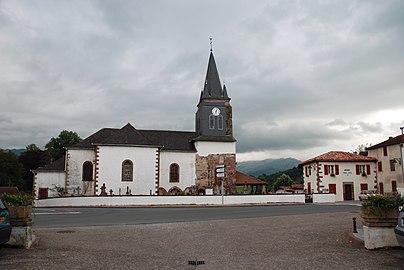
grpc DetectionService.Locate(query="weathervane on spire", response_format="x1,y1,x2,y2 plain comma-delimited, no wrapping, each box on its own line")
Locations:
210,37,213,52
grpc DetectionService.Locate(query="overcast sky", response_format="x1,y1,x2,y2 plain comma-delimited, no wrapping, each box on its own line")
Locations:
1,0,404,162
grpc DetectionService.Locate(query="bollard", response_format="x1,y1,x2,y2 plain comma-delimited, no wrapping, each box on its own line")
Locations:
352,217,358,233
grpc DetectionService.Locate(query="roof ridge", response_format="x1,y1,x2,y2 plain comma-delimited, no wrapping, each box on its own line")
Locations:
299,151,377,167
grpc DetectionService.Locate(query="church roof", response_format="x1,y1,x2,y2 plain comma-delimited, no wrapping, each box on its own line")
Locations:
34,156,65,172
139,130,197,151
70,123,197,152
101,123,156,146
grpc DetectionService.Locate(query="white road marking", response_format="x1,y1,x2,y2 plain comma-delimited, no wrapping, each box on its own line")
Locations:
34,211,81,215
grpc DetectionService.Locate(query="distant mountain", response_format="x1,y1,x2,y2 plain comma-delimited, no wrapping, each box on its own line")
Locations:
237,158,301,177
1,148,25,156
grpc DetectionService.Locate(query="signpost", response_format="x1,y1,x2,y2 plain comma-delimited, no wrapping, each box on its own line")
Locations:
216,165,225,205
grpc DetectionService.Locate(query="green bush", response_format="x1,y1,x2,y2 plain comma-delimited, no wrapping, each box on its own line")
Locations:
2,193,33,206
362,194,404,216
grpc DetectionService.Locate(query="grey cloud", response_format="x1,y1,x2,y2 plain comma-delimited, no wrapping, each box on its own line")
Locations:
235,120,350,153
1,0,403,160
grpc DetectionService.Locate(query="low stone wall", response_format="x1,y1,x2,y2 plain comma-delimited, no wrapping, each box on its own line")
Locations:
35,194,305,207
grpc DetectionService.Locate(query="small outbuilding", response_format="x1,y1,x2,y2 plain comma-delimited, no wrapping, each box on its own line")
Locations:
235,171,267,195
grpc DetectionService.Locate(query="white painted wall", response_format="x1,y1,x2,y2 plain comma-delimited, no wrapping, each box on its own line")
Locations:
34,171,66,199
34,194,305,207
194,141,236,156
368,143,404,192
303,161,376,201
97,146,158,196
312,193,336,203
66,149,95,195
160,151,196,191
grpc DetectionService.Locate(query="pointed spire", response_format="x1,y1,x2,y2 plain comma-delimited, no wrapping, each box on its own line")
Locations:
202,51,222,98
222,84,229,98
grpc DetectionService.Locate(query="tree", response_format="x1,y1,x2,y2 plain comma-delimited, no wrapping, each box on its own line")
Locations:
19,144,47,192
45,130,81,161
0,150,24,189
273,173,293,192
259,167,303,192
351,143,372,156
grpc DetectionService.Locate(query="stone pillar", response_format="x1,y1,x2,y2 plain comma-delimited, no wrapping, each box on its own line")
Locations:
7,219,34,249
363,226,399,249
361,208,399,249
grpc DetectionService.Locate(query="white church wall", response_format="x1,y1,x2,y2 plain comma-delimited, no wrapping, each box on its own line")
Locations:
34,171,66,199
195,141,236,156
66,149,95,195
97,146,157,195
160,151,196,191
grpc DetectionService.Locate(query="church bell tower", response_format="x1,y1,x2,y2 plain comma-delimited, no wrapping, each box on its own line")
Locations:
195,51,235,142
194,47,237,195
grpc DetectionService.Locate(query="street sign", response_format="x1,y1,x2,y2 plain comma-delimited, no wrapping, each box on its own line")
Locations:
216,165,225,177
216,172,225,178
216,167,225,173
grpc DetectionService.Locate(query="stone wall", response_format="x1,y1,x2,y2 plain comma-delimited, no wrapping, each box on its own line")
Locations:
195,153,236,194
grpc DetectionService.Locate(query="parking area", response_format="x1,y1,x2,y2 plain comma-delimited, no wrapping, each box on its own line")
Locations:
0,212,403,270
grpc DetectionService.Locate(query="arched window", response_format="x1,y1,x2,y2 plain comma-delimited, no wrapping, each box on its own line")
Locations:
209,114,215,129
218,115,224,130
82,161,93,181
122,160,133,181
169,163,179,183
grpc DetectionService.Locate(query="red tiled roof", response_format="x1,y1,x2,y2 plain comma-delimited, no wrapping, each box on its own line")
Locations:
366,134,404,150
291,184,304,189
235,171,266,185
299,151,377,167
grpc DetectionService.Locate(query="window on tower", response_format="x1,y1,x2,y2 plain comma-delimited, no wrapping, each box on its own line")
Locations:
209,114,215,129
218,115,223,130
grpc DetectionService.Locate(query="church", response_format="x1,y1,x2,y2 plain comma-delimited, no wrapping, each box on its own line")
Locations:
33,50,249,199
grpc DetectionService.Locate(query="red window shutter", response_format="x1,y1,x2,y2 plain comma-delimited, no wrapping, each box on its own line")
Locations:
335,165,339,175
329,184,336,194
324,165,329,175
366,165,371,175
360,183,368,191
392,181,397,192
378,162,382,172
356,165,360,175
379,183,384,194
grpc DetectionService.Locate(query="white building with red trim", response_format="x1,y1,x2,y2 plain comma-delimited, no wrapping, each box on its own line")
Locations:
366,134,404,194
298,151,377,201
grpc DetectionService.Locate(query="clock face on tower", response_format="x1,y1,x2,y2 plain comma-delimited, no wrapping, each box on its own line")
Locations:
212,107,220,116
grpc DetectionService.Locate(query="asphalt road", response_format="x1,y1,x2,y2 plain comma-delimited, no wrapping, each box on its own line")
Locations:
32,204,361,228
1,210,403,270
